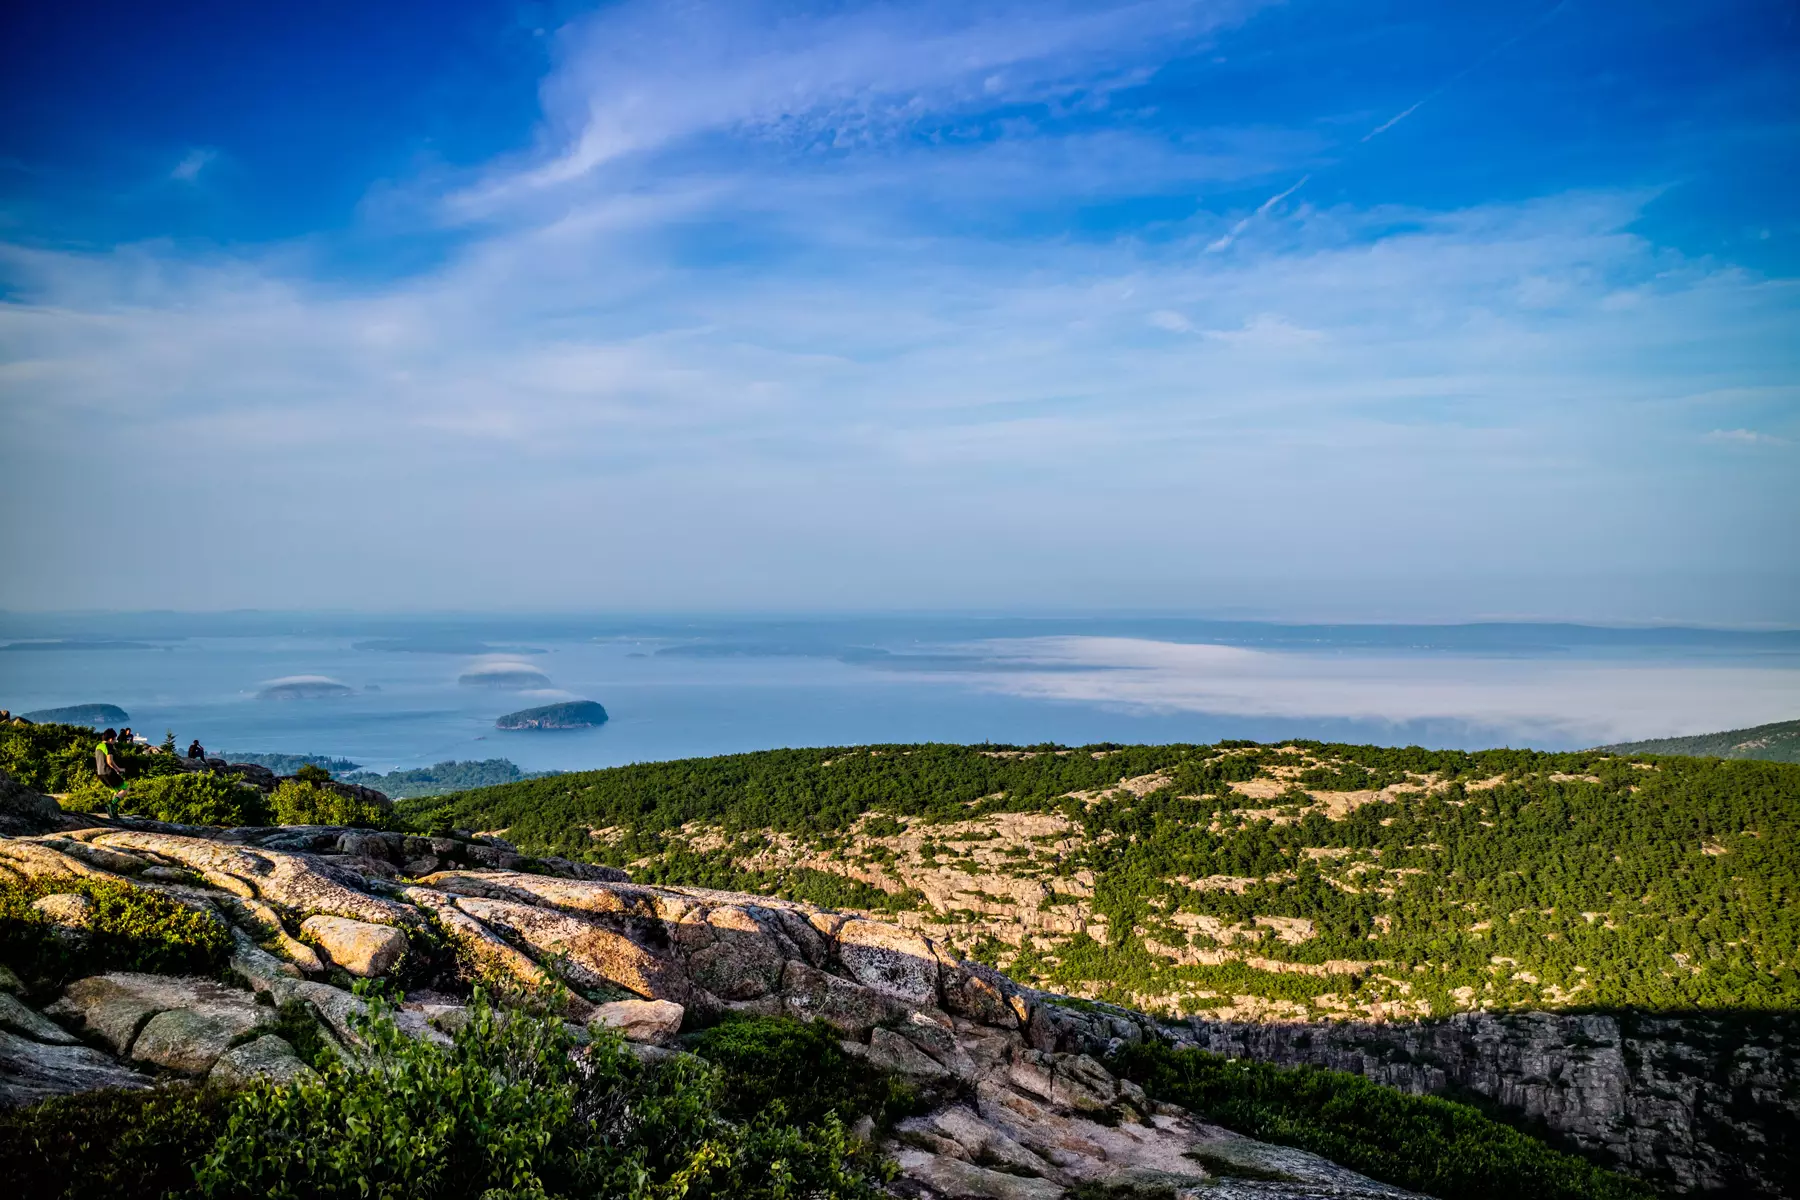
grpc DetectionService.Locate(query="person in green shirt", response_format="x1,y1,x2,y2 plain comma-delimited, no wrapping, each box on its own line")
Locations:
95,729,127,817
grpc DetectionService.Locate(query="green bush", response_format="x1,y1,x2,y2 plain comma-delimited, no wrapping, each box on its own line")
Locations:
1108,1041,1654,1200
0,1085,231,1200
682,1014,927,1128
0,875,234,993
271,778,387,829
0,720,188,795
193,987,891,1200
120,771,271,826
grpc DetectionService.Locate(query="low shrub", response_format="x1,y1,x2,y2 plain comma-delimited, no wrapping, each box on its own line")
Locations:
119,771,271,826
0,875,235,991
271,777,387,829
1107,1041,1656,1200
0,1084,231,1200
193,986,892,1200
682,1014,928,1128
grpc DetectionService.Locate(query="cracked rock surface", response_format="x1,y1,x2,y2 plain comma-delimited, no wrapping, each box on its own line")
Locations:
0,817,1438,1197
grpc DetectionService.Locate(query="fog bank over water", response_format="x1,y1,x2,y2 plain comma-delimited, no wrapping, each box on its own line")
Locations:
1,614,1794,772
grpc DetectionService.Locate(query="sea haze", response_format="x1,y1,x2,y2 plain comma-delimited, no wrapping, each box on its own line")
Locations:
1,614,1796,774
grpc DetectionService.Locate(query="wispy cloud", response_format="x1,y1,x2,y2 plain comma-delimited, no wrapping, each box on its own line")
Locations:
170,147,217,182
1705,428,1788,445
957,636,1800,746
0,0,1793,617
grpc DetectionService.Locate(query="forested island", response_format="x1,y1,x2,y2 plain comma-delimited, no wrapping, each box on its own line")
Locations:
494,700,609,730
339,757,554,798
19,704,129,726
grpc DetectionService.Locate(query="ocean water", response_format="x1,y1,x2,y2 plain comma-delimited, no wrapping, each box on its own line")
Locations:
1,614,1796,774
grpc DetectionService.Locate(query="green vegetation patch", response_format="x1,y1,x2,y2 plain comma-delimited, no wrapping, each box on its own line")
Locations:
1,720,186,795
271,766,388,828
0,875,234,993
404,740,1800,1016
0,988,898,1200
200,987,890,1199
1109,1041,1654,1200
115,770,273,826
682,1014,931,1129
0,1084,232,1200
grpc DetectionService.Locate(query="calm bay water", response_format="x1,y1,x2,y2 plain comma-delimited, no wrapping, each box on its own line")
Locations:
2,614,1796,774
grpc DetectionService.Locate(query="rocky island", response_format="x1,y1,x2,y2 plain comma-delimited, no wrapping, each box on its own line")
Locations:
494,700,609,730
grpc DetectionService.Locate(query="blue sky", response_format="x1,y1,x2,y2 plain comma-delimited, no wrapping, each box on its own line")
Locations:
1,0,1796,620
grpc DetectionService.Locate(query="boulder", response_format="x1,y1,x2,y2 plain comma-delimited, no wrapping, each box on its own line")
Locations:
46,973,265,1058
0,771,70,837
590,998,685,1045
868,1027,952,1078
301,915,409,977
450,895,690,1001
778,959,903,1038
132,1004,271,1074
208,1034,319,1088
889,1148,1065,1200
0,1029,149,1106
0,992,78,1045
835,919,941,1005
31,893,94,927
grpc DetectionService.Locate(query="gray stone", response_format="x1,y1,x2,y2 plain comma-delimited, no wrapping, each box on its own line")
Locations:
0,992,78,1045
889,1149,1065,1200
132,1005,271,1073
0,770,69,837
0,1029,149,1106
867,1027,952,1078
208,1033,318,1088
591,998,685,1045
46,973,265,1057
835,919,940,1005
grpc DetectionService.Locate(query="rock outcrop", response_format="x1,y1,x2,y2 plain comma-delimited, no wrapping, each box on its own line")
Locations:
1172,1011,1800,1197
0,816,1416,1199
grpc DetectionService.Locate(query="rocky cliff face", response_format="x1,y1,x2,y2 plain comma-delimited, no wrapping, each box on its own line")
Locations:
1167,1011,1798,1197
0,817,1417,1200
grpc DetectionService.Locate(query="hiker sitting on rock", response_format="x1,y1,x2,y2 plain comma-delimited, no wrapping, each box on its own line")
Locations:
187,738,206,760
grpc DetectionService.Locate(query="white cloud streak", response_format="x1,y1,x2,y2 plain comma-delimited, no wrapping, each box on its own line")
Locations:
958,637,1800,746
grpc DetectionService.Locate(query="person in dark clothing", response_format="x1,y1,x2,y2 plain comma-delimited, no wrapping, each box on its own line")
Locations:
118,727,135,747
95,730,125,787
187,739,206,760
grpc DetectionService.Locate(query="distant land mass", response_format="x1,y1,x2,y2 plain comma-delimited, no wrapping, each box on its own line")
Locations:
2,640,159,652
218,752,363,774
458,662,551,688
257,676,356,700
339,758,557,798
1598,718,1800,763
495,700,608,730
20,703,129,726
353,637,548,655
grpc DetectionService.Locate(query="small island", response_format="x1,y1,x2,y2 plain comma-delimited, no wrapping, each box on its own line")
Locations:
495,700,608,730
22,702,130,726
257,676,357,700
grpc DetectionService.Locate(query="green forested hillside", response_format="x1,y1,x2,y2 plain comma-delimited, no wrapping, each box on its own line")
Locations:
402,741,1800,1018
1599,718,1800,763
